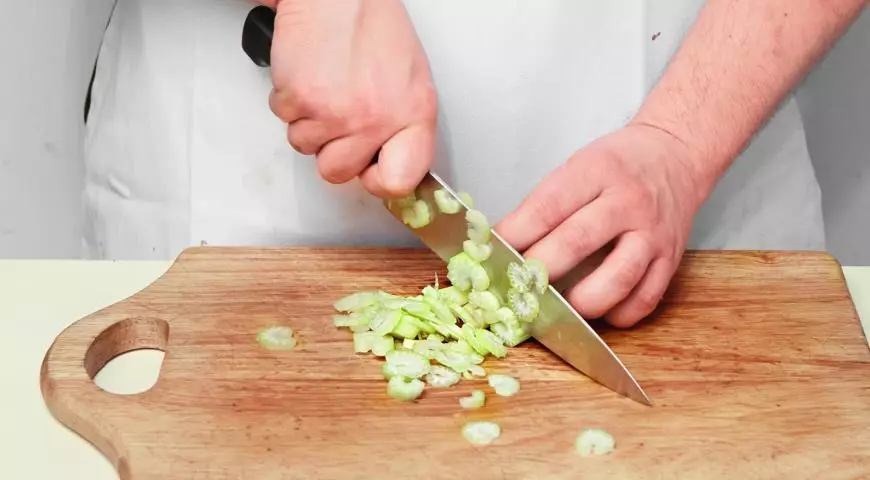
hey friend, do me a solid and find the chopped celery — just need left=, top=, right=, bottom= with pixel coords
left=488, top=374, right=520, bottom=397
left=508, top=289, right=540, bottom=323
left=468, top=291, right=500, bottom=311
left=476, top=329, right=507, bottom=358
left=447, top=252, right=490, bottom=292
left=492, top=321, right=531, bottom=347
left=387, top=376, right=425, bottom=402
left=402, top=199, right=432, bottom=229
left=412, top=338, right=443, bottom=359
left=390, top=194, right=417, bottom=209
left=256, top=326, right=297, bottom=351
left=438, top=286, right=468, bottom=306
left=468, top=365, right=486, bottom=377
left=524, top=258, right=550, bottom=294
left=459, top=390, right=486, bottom=409
left=371, top=336, right=396, bottom=357
left=391, top=315, right=422, bottom=339
left=333, top=314, right=369, bottom=328
left=423, top=296, right=455, bottom=325
left=432, top=322, right=463, bottom=340
left=461, top=324, right=489, bottom=356
left=371, top=309, right=403, bottom=336
left=575, top=428, right=616, bottom=456
left=465, top=209, right=491, bottom=244
left=402, top=338, right=417, bottom=349
left=425, top=365, right=461, bottom=388
left=450, top=303, right=480, bottom=328
left=385, top=349, right=431, bottom=379
left=506, top=262, right=534, bottom=293
left=333, top=291, right=380, bottom=312
left=462, top=421, right=500, bottom=446
left=462, top=239, right=492, bottom=262
left=427, top=333, right=445, bottom=342
left=353, top=331, right=376, bottom=353
left=457, top=191, right=474, bottom=208
left=433, top=349, right=476, bottom=373
left=434, top=188, right=462, bottom=214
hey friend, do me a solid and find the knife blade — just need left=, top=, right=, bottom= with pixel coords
left=383, top=172, right=651, bottom=406
left=241, top=5, right=651, bottom=406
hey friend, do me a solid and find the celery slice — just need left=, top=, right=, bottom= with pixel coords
left=506, top=262, right=534, bottom=293
left=432, top=322, right=463, bottom=340
left=438, top=286, right=468, bottom=306
left=425, top=365, right=461, bottom=388
left=402, top=199, right=432, bottom=229
left=423, top=296, right=455, bottom=325
left=333, top=314, right=369, bottom=329
left=371, top=309, right=403, bottom=336
left=427, top=333, right=445, bottom=342
left=488, top=374, right=520, bottom=397
left=524, top=258, right=550, bottom=294
left=447, top=252, right=490, bottom=292
left=385, top=349, right=431, bottom=379
left=434, top=188, right=462, bottom=214
left=468, top=291, right=500, bottom=311
left=459, top=390, right=486, bottom=409
left=457, top=191, right=474, bottom=208
left=575, top=428, right=616, bottom=456
left=256, top=326, right=297, bottom=351
left=387, top=376, right=425, bottom=402
left=465, top=209, right=491, bottom=244
left=353, top=331, right=376, bottom=353
left=508, top=289, right=540, bottom=323
left=372, top=336, right=396, bottom=357
left=460, top=324, right=489, bottom=356
left=463, top=239, right=492, bottom=262
left=402, top=338, right=417, bottom=349
left=468, top=364, right=486, bottom=377
left=476, top=328, right=507, bottom=358
left=492, top=321, right=531, bottom=347
left=462, top=421, right=500, bottom=446
left=333, top=291, right=380, bottom=312
left=391, top=314, right=422, bottom=339
left=412, top=338, right=443, bottom=359
left=450, top=304, right=480, bottom=328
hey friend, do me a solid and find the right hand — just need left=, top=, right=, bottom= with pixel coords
left=267, top=0, right=438, bottom=199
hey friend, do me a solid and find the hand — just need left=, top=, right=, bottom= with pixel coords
left=267, top=0, right=437, bottom=198
left=495, top=124, right=708, bottom=328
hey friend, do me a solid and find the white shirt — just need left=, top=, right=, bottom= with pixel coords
left=82, top=0, right=825, bottom=260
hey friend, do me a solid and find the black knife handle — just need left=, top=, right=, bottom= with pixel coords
left=242, top=6, right=380, bottom=165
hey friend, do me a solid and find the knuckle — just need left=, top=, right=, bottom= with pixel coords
left=559, top=223, right=595, bottom=255
left=613, top=259, right=645, bottom=293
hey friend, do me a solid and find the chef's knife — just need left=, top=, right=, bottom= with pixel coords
left=241, top=6, right=651, bottom=406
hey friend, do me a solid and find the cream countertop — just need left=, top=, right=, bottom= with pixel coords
left=1, top=260, right=868, bottom=479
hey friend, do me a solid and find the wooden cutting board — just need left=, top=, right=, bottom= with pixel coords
left=40, top=247, right=870, bottom=479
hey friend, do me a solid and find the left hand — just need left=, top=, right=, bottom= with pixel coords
left=495, top=123, right=709, bottom=328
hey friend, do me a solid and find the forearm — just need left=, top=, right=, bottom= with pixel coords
left=633, top=0, right=868, bottom=198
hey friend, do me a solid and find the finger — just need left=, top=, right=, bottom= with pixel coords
left=360, top=123, right=435, bottom=199
left=522, top=195, right=627, bottom=283
left=268, top=88, right=307, bottom=124
left=564, top=233, right=654, bottom=319
left=315, top=134, right=381, bottom=185
left=494, top=162, right=601, bottom=252
left=604, top=257, right=676, bottom=328
left=286, top=120, right=337, bottom=156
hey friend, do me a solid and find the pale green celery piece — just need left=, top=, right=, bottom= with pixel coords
left=402, top=199, right=432, bottom=229
left=462, top=421, right=500, bottom=446
left=468, top=291, right=500, bottom=311
left=425, top=365, right=461, bottom=388
left=412, top=338, right=444, bottom=359
left=468, top=365, right=486, bottom=377
left=438, top=286, right=468, bottom=306
left=427, top=333, right=445, bottom=342
left=371, top=309, right=403, bottom=336
left=450, top=339, right=474, bottom=354
left=523, top=258, right=550, bottom=294
left=575, top=428, right=616, bottom=456
left=332, top=314, right=369, bottom=328
left=382, top=362, right=399, bottom=380
left=495, top=307, right=517, bottom=325
left=459, top=390, right=486, bottom=409
left=385, top=349, right=431, bottom=378
left=462, top=239, right=493, bottom=262
left=433, top=349, right=475, bottom=373
left=447, top=252, right=491, bottom=292
left=387, top=376, right=425, bottom=402
left=434, top=188, right=462, bottom=214
left=350, top=324, right=371, bottom=333
left=391, top=315, right=422, bottom=340
left=256, top=326, right=297, bottom=351
left=481, top=308, right=503, bottom=325
left=487, top=374, right=520, bottom=397
left=460, top=324, right=489, bottom=356
left=423, top=295, right=456, bottom=325
left=390, top=193, right=417, bottom=209
left=371, top=336, right=396, bottom=357
left=449, top=303, right=479, bottom=327
left=465, top=209, right=492, bottom=245
left=508, top=289, right=540, bottom=323
left=491, top=321, right=531, bottom=347
left=432, top=322, right=463, bottom=340
left=333, top=291, right=380, bottom=312
left=506, top=262, right=534, bottom=293
left=457, top=191, right=474, bottom=208
left=352, top=331, right=376, bottom=353
left=476, top=328, right=507, bottom=358
left=402, top=338, right=417, bottom=349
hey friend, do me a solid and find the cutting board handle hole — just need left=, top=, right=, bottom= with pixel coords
left=85, top=317, right=170, bottom=395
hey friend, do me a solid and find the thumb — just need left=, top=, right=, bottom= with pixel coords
left=361, top=124, right=435, bottom=199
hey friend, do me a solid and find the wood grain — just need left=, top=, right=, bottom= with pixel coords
left=40, top=247, right=870, bottom=480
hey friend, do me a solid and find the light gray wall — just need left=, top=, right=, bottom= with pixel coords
left=0, top=0, right=115, bottom=259
left=796, top=7, right=870, bottom=266
left=0, top=2, right=868, bottom=264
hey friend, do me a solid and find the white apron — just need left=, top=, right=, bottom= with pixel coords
left=82, top=0, right=826, bottom=260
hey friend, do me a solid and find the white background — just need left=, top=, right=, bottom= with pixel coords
left=1, top=1, right=868, bottom=264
